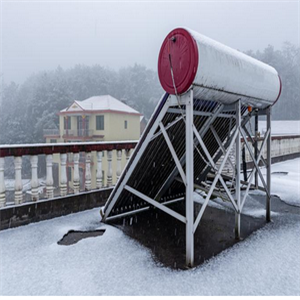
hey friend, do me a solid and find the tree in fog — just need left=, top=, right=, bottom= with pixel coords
left=0, top=64, right=162, bottom=144
left=115, top=64, right=162, bottom=118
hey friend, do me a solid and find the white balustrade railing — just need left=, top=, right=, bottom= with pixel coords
left=14, top=157, right=23, bottom=204
left=116, top=150, right=122, bottom=181
left=0, top=141, right=137, bottom=208
left=85, top=152, right=92, bottom=191
left=60, top=153, right=67, bottom=196
left=30, top=155, right=39, bottom=201
left=73, top=153, right=80, bottom=194
left=46, top=154, right=54, bottom=199
left=96, top=151, right=103, bottom=189
left=107, top=150, right=113, bottom=187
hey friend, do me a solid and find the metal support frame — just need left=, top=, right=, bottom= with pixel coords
left=159, top=122, right=187, bottom=185
left=210, top=125, right=235, bottom=171
left=240, top=129, right=270, bottom=198
left=150, top=116, right=184, bottom=141
left=103, top=88, right=273, bottom=268
left=193, top=128, right=239, bottom=233
left=154, top=103, right=224, bottom=201
left=105, top=197, right=185, bottom=221
left=185, top=89, right=194, bottom=267
left=124, top=185, right=186, bottom=223
left=235, top=100, right=241, bottom=240
left=242, top=124, right=267, bottom=167
left=240, top=127, right=270, bottom=210
left=266, top=107, right=271, bottom=222
left=193, top=126, right=217, bottom=170
left=255, top=112, right=259, bottom=188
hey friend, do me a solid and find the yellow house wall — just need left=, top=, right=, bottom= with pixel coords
left=89, top=115, right=96, bottom=134
left=101, top=113, right=140, bottom=141
left=57, top=112, right=140, bottom=141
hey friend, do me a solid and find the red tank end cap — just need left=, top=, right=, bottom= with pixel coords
left=158, top=28, right=199, bottom=95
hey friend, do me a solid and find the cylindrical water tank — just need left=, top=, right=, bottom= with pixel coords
left=158, top=28, right=281, bottom=108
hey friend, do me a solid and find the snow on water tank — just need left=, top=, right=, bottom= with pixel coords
left=158, top=28, right=282, bottom=108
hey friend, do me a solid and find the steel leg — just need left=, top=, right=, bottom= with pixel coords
left=266, top=107, right=271, bottom=222
left=255, top=112, right=259, bottom=189
left=186, top=89, right=194, bottom=267
left=235, top=100, right=241, bottom=240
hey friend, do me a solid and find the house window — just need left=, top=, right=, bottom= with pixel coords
left=96, top=115, right=104, bottom=130
left=124, top=120, right=128, bottom=129
left=64, top=117, right=71, bottom=130
left=77, top=116, right=89, bottom=136
left=50, top=139, right=56, bottom=143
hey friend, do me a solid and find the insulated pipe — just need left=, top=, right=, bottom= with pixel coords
left=158, top=28, right=282, bottom=108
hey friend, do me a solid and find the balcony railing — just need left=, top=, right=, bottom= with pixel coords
left=0, top=141, right=137, bottom=207
left=43, top=129, right=96, bottom=138
left=43, top=129, right=60, bottom=136
left=63, top=129, right=94, bottom=138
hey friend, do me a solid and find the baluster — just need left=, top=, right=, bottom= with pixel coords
left=125, top=149, right=131, bottom=162
left=96, top=151, right=103, bottom=189
left=60, top=153, right=67, bottom=196
left=14, top=156, right=23, bottom=204
left=85, top=152, right=92, bottom=191
left=116, top=150, right=122, bottom=181
left=30, top=155, right=39, bottom=201
left=46, top=154, right=54, bottom=198
left=0, top=157, right=6, bottom=207
left=107, top=150, right=113, bottom=187
left=73, top=153, right=80, bottom=194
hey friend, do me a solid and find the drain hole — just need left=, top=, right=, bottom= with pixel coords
left=58, top=229, right=106, bottom=246
left=272, top=171, right=288, bottom=176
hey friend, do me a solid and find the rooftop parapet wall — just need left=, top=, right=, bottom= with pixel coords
left=0, top=136, right=299, bottom=230
left=0, top=188, right=113, bottom=230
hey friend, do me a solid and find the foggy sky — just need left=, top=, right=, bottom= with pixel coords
left=1, top=0, right=299, bottom=84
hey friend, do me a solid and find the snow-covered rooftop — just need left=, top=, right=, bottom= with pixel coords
left=0, top=158, right=299, bottom=295
left=61, top=95, right=141, bottom=115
